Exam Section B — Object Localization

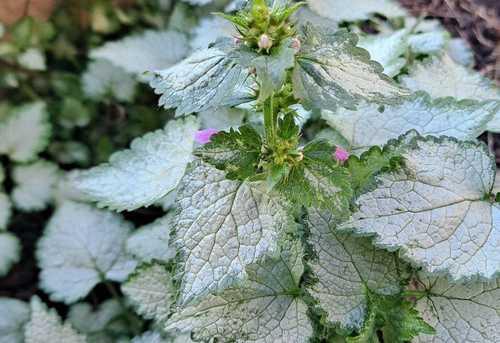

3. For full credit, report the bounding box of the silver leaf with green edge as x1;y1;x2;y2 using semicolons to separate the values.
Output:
323;91;499;154
413;273;500;342
0;298;29;343
166;241;313;343
0;232;21;277
306;0;407;22
357;29;409;77
340;132;500;280
0;102;51;163
173;161;296;305
12;160;61;211
25;297;87;343
126;213;175;264
401;54;500;102
37;201;137;304
74;116;199;212
293;26;410;111
122;263;174;326
68;299;122;335
91;30;189;77
150;40;253;116
306;208;405;331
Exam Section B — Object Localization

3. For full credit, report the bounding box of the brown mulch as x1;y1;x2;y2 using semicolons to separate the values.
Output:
398;0;500;84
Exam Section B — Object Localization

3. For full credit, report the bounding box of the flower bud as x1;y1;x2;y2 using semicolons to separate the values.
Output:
291;37;301;51
258;34;273;51
334;146;349;163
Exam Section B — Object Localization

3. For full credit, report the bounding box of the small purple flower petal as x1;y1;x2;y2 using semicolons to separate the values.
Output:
334;146;349;162
195;128;219;144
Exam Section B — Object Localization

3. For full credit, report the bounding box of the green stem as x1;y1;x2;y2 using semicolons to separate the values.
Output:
104;281;141;335
263;93;277;146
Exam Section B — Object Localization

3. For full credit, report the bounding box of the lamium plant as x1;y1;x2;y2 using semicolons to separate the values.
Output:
73;0;500;342
3;0;500;342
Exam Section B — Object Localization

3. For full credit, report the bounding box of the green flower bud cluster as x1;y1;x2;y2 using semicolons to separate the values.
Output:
218;0;304;54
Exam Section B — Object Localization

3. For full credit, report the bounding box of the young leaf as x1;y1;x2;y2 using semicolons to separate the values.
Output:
122;263;175;326
323;92;499;153
413;273;500;342
347;145;402;196
82;59;136;102
293;26;410;111
363;293;435;342
306;209;404;331
307;0;407;21
0;233;21;277
126;214;176;264
150;41;253;116
190;17;236;51
173;161;296;304
238;39;296;101
11;160;60;211
276;139;353;217
341;132;500;280
37;202;137;304
401;54;500;101
74;116;199;212
0;102;51;163
91;30;189;77
166;242;313;343
196;124;262;180
25;297;87;343
0;298;29;343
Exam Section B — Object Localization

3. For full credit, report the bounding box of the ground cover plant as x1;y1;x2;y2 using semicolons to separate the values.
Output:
0;0;499;342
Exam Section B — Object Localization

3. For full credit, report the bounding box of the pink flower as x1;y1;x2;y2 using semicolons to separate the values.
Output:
334;146;349;162
195;128;219;144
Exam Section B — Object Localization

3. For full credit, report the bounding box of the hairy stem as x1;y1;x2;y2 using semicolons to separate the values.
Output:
263;93;277;146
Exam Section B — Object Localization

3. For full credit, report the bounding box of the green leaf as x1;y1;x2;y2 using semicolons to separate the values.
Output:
276;139;353;217
323;91;499;154
345;310;377;343
173;161;296;304
196;124;262;180
150;40;253;116
347;145;403;196
372;294;435;342
166;242;313;343
341;132;500;280
293;26;410;111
